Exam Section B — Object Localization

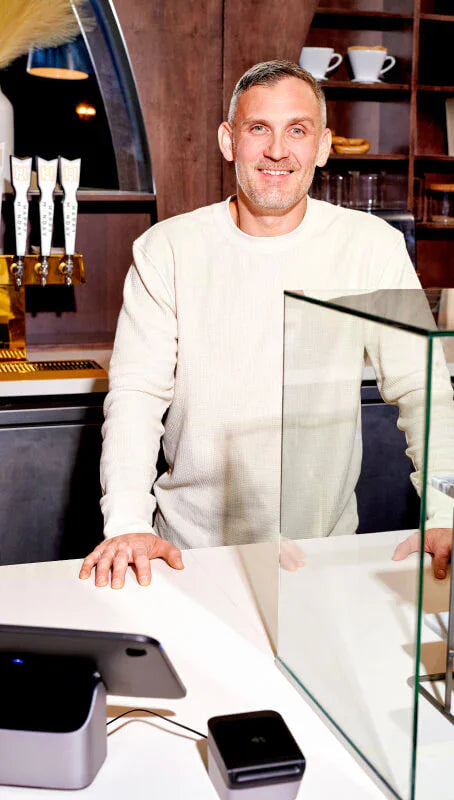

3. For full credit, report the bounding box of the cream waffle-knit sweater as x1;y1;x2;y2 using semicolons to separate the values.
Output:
100;197;454;547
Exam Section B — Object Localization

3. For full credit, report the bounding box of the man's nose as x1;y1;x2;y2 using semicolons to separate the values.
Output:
263;133;289;161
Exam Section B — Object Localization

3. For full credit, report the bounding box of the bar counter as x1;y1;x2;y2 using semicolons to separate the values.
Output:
2;346;454;396
0;347;111;397
1;345;453;566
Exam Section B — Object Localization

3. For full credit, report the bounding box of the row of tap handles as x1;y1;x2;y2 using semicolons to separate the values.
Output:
9;155;81;289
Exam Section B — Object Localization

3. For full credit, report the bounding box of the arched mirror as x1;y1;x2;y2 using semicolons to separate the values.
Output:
1;0;153;193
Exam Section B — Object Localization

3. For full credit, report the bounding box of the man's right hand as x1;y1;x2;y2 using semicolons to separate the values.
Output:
78;533;184;589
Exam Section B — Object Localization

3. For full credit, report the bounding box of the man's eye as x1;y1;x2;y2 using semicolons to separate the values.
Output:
291;127;305;135
251;125;266;132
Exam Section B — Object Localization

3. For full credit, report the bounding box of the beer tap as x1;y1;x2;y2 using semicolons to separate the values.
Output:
10;156;32;289
59;157;81;286
37;157;58;287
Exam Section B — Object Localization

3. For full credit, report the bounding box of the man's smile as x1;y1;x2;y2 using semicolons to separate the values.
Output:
258;167;294;178
258;168;293;176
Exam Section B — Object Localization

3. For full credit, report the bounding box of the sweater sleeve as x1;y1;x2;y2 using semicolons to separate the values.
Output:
365;233;454;530
100;234;177;538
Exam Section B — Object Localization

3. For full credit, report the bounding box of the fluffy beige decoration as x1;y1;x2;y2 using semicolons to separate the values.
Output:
0;0;93;70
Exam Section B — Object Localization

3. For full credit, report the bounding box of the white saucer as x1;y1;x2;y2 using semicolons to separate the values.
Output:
351;78;383;84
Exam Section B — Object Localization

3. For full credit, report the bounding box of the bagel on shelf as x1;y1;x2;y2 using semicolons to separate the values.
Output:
331;136;370;155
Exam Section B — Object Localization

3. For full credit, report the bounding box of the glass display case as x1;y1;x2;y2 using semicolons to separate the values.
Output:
278;288;454;800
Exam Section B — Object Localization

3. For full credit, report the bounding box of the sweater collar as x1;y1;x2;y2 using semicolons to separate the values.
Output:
217;194;314;251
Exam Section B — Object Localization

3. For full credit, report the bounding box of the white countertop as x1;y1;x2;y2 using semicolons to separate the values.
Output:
0;543;388;800
0;536;452;799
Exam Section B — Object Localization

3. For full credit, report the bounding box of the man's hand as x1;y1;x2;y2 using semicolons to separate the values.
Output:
392;528;452;579
280;537;306;571
79;533;184;589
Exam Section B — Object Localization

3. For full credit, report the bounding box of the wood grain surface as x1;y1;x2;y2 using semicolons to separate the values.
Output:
114;0;224;221
114;0;318;216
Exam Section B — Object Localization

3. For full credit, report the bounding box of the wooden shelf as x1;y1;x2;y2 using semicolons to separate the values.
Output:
315;8;413;20
329;153;408;160
312;8;413;29
420;13;454;23
417;222;454;230
415;155;454;162
321;80;410;91
315;6;412;20
418;85;454;93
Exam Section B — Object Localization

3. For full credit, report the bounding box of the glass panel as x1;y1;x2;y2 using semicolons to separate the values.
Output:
284;287;454;337
278;289;448;800
416;323;454;800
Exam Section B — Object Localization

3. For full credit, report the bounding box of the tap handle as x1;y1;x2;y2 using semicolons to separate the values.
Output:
37;156;58;259
11;156;32;259
59;156;80;257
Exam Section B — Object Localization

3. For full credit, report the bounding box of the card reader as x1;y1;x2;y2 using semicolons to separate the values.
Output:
207;710;305;799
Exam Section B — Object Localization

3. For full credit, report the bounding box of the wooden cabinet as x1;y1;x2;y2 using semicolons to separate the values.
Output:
306;0;454;287
358;384;419;534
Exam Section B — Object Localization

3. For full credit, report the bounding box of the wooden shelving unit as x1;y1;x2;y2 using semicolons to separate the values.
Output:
306;0;454;286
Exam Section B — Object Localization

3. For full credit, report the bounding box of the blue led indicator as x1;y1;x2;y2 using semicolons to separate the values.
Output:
12;658;24;665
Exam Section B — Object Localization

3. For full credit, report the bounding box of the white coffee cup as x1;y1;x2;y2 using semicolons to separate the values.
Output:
347;46;396;83
299;47;343;81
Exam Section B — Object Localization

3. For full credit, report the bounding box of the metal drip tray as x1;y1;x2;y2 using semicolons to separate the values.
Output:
0;360;107;381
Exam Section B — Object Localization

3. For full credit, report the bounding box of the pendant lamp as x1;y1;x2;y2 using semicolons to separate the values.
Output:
27;35;92;80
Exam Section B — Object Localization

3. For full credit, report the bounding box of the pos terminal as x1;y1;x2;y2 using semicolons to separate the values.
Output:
0;624;186;789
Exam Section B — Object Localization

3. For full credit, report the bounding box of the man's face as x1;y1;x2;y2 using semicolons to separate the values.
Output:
222;77;330;212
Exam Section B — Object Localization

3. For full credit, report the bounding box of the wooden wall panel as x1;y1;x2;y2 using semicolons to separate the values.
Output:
222;0;319;197
417;236;454;288
114;0;318;216
113;0;224;221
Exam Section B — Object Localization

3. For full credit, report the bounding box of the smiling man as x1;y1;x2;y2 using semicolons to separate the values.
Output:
219;68;330;235
79;60;454;589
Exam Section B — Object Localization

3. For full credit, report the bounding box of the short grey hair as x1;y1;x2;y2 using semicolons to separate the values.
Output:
228;60;327;130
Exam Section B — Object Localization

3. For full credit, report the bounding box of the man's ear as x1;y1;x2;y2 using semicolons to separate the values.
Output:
316;127;332;168
218;121;234;162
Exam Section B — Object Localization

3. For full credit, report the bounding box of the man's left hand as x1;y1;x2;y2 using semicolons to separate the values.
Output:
280;537;306;571
392;528;452;579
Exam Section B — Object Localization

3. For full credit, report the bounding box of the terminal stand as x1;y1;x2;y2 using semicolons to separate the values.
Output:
0;653;107;789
